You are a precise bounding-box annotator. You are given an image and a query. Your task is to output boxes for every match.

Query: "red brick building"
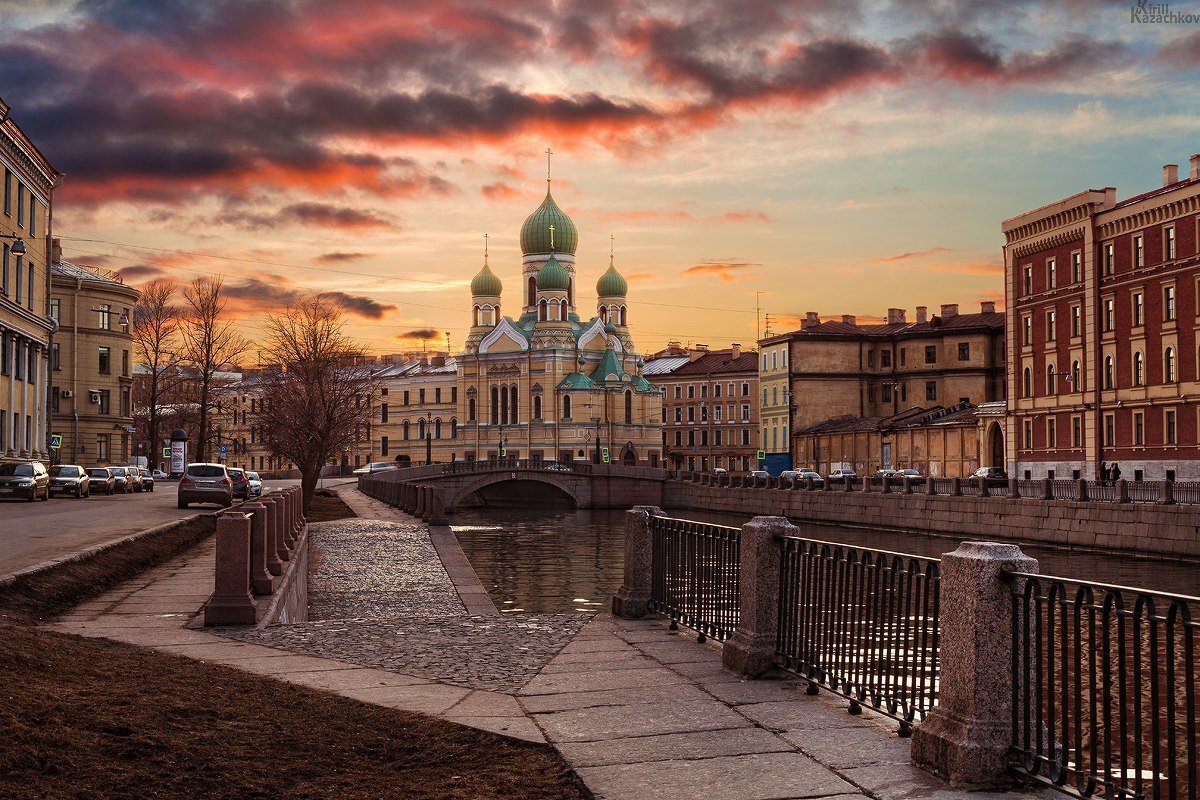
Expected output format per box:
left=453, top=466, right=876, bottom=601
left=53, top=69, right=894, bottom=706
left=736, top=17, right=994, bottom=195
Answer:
left=1002, top=156, right=1200, bottom=480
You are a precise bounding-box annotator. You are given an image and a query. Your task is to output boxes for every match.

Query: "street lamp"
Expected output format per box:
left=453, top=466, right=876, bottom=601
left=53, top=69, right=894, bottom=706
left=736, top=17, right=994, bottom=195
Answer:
left=424, top=411, right=433, bottom=465
left=0, top=233, right=26, bottom=257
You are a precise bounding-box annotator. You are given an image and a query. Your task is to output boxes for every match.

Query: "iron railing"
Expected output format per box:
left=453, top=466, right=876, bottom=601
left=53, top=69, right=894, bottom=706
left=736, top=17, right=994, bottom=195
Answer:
left=776, top=538, right=941, bottom=735
left=1008, top=572, right=1199, bottom=799
left=648, top=516, right=741, bottom=643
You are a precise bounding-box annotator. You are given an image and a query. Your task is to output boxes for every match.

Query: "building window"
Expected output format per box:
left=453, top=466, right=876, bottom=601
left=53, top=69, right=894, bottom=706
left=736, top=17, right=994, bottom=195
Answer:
left=1023, top=316, right=1032, bottom=346
left=1046, top=258, right=1056, bottom=289
left=1166, top=410, right=1177, bottom=445
left=381, top=436, right=389, bottom=456
left=435, top=388, right=442, bottom=404
left=741, top=404, right=750, bottom=421
left=14, top=255, right=21, bottom=299
left=867, top=350, right=875, bottom=368
left=1047, top=418, right=1057, bottom=448
left=1071, top=360, right=1081, bottom=390
left=1045, top=310, right=1056, bottom=341
left=120, top=388, right=130, bottom=417
left=1022, top=264, right=1032, bottom=295
left=924, top=345, right=936, bottom=364
left=674, top=430, right=682, bottom=446
left=533, top=394, right=542, bottom=420
left=562, top=395, right=571, bottom=419
left=1022, top=367, right=1032, bottom=397
left=98, top=304, right=111, bottom=330
left=925, top=381, right=937, bottom=401
left=1104, top=413, right=1115, bottom=446
left=714, top=405, right=721, bottom=421
left=1047, top=364, right=1056, bottom=395
left=1023, top=419, right=1033, bottom=450
left=1104, top=356, right=1114, bottom=390
left=957, top=342, right=969, bottom=361
left=1070, top=306, right=1081, bottom=337
left=96, top=435, right=109, bottom=462
left=450, top=418, right=458, bottom=439
left=1103, top=298, right=1114, bottom=331
left=881, top=349, right=891, bottom=367
left=741, top=382, right=749, bottom=396
left=1072, top=415, right=1082, bottom=448
left=1133, top=411, right=1144, bottom=445
left=1071, top=252, right=1081, bottom=283
left=1134, top=235, right=1144, bottom=268
left=419, top=388, right=426, bottom=405
left=687, top=385, right=695, bottom=399
left=402, top=421, right=410, bottom=440
left=674, top=386, right=681, bottom=399
left=1132, top=292, right=1143, bottom=327
left=687, top=406, right=695, bottom=423
left=1164, top=285, right=1176, bottom=321
left=16, top=183, right=24, bottom=227
left=49, top=298, right=59, bottom=322
left=403, top=390, right=409, bottom=406
left=1166, top=226, right=1176, bottom=260
left=900, top=348, right=906, bottom=366
left=1165, top=347, right=1176, bottom=383
left=468, top=397, right=476, bottom=421
left=714, top=429, right=722, bottom=446
left=741, top=429, right=750, bottom=445
left=97, top=390, right=110, bottom=415
left=380, top=403, right=389, bottom=423
left=98, top=347, right=111, bottom=374
left=122, top=349, right=129, bottom=376
left=1104, top=242, right=1114, bottom=274
left=2, top=169, right=9, bottom=216
left=714, top=383, right=722, bottom=398
left=52, top=343, right=60, bottom=371
left=687, top=430, right=695, bottom=446
left=1133, top=351, right=1144, bottom=386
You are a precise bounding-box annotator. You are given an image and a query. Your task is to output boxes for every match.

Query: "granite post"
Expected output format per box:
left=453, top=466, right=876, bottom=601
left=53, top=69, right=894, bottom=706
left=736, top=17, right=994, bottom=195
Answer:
left=911, top=542, right=1038, bottom=786
left=612, top=506, right=664, bottom=618
left=1008, top=478, right=1020, bottom=499
left=415, top=485, right=427, bottom=518
left=722, top=515, right=796, bottom=677
left=204, top=511, right=258, bottom=625
left=426, top=486, right=448, bottom=525
left=243, top=501, right=274, bottom=595
left=926, top=476, right=936, bottom=495
left=267, top=495, right=290, bottom=564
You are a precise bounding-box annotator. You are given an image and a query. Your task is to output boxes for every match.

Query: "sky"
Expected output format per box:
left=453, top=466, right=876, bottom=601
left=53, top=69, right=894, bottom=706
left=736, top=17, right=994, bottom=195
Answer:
left=2, top=0, right=1200, bottom=357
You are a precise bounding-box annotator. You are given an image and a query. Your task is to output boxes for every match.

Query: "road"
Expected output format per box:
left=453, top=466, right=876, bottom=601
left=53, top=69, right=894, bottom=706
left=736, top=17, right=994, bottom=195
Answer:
left=0, top=477, right=356, bottom=579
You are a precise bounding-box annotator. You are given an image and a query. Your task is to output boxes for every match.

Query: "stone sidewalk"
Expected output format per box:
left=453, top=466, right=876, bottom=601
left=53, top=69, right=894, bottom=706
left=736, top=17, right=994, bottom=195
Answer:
left=47, top=486, right=1050, bottom=800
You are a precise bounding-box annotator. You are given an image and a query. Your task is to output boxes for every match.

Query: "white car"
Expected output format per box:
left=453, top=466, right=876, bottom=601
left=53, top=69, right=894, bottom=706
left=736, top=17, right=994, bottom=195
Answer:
left=246, top=471, right=263, bottom=496
left=353, top=461, right=399, bottom=475
left=829, top=468, right=857, bottom=480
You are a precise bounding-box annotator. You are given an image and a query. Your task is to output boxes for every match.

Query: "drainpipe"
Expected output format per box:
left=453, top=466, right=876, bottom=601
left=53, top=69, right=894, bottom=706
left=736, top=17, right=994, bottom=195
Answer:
left=71, top=275, right=80, bottom=463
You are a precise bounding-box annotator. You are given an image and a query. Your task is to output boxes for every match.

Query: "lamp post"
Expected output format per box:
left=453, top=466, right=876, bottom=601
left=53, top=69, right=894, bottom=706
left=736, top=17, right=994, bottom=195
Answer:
left=424, top=410, right=433, bottom=465
left=0, top=233, right=26, bottom=257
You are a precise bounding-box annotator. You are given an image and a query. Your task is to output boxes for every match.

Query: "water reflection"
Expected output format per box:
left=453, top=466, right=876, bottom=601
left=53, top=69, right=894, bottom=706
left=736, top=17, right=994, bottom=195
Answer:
left=451, top=505, right=1200, bottom=614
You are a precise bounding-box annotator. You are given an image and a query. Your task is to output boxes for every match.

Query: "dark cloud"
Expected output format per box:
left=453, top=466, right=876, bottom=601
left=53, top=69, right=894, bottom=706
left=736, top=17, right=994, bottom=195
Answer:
left=395, top=328, right=443, bottom=341
left=1156, top=31, right=1200, bottom=69
left=876, top=246, right=953, bottom=262
left=679, top=260, right=760, bottom=283
left=223, top=202, right=398, bottom=231
left=222, top=277, right=397, bottom=319
left=315, top=252, right=370, bottom=264
left=901, top=29, right=1130, bottom=83
left=116, top=264, right=168, bottom=280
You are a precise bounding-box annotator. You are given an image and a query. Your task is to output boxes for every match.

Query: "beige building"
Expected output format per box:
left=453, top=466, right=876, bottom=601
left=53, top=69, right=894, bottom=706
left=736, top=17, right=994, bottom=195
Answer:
left=376, top=358, right=460, bottom=464
left=760, top=303, right=1005, bottom=465
left=1, top=96, right=59, bottom=462
left=49, top=252, right=140, bottom=467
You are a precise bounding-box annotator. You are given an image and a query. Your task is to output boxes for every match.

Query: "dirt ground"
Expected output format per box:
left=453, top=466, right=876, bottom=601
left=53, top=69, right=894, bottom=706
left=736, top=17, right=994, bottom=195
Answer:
left=305, top=488, right=356, bottom=522
left=0, top=626, right=592, bottom=800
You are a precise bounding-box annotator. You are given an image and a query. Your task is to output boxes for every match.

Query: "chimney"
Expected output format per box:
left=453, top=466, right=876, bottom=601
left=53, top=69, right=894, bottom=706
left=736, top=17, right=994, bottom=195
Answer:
left=730, top=343, right=741, bottom=359
left=980, top=301, right=996, bottom=314
left=841, top=314, right=856, bottom=325
left=1164, top=164, right=1180, bottom=186
left=1191, top=154, right=1200, bottom=180
left=431, top=356, right=446, bottom=368
left=802, top=312, right=821, bottom=330
left=916, top=306, right=928, bottom=324
left=690, top=344, right=709, bottom=361
left=51, top=237, right=62, bottom=264
left=887, top=308, right=906, bottom=325
left=939, top=303, right=959, bottom=318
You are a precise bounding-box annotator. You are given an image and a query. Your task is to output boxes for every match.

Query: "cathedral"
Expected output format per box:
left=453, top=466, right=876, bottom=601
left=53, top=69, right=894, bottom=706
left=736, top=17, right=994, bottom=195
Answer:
left=457, top=169, right=663, bottom=466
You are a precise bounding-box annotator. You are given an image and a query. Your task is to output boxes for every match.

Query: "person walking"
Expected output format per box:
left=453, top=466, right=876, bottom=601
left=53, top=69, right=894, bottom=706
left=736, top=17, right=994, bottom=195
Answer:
left=1110, top=463, right=1122, bottom=483
left=1100, top=461, right=1110, bottom=485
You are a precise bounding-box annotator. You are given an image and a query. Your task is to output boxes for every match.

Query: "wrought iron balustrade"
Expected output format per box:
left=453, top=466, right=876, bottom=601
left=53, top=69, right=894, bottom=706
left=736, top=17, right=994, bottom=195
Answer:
left=776, top=538, right=941, bottom=734
left=648, top=516, right=741, bottom=643
left=1008, top=573, right=1199, bottom=799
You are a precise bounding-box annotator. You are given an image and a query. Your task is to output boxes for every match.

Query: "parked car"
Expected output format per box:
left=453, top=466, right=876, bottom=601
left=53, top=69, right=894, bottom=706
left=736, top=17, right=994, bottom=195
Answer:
left=87, top=467, right=117, bottom=495
left=797, top=470, right=825, bottom=487
left=226, top=467, right=251, bottom=500
left=750, top=470, right=770, bottom=482
left=138, top=467, right=155, bottom=492
left=49, top=464, right=90, bottom=498
left=875, top=468, right=899, bottom=479
left=828, top=468, right=857, bottom=481
left=152, top=469, right=169, bottom=479
left=107, top=466, right=135, bottom=493
left=972, top=466, right=1008, bottom=481
left=125, top=466, right=145, bottom=492
left=178, top=463, right=233, bottom=508
left=710, top=467, right=728, bottom=475
left=352, top=461, right=399, bottom=475
left=0, top=461, right=50, bottom=501
left=894, top=469, right=924, bottom=481
left=246, top=470, right=263, bottom=497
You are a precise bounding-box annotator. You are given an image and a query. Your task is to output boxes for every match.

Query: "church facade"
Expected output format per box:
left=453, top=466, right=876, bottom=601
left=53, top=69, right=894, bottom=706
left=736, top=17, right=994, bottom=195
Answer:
left=456, top=177, right=663, bottom=466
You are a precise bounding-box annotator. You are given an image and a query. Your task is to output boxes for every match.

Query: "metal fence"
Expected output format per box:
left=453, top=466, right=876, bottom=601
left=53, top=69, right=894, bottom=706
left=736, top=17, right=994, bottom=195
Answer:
left=648, top=516, right=741, bottom=643
left=1008, top=572, right=1199, bottom=799
left=776, top=538, right=941, bottom=735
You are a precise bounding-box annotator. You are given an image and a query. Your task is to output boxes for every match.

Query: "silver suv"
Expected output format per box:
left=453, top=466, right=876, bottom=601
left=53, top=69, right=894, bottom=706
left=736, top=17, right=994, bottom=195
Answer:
left=178, top=463, right=233, bottom=509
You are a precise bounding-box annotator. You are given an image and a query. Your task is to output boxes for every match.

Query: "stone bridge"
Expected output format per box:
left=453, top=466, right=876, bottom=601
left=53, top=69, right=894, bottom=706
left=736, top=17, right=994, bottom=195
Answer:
left=358, top=459, right=666, bottom=515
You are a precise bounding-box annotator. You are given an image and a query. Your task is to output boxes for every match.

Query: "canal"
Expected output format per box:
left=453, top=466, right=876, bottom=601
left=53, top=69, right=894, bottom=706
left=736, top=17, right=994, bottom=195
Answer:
left=451, top=505, right=1200, bottom=614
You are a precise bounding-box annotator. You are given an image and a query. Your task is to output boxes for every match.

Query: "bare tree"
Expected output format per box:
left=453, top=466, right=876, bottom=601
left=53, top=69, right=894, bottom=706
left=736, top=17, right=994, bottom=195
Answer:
left=255, top=294, right=377, bottom=511
left=131, top=279, right=185, bottom=471
left=180, top=276, right=248, bottom=462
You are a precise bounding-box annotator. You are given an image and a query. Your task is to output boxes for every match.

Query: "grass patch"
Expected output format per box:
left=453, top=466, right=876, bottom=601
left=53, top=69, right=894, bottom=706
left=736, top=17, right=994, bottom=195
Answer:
left=0, top=626, right=591, bottom=800
left=306, top=489, right=356, bottom=522
left=0, top=515, right=216, bottom=625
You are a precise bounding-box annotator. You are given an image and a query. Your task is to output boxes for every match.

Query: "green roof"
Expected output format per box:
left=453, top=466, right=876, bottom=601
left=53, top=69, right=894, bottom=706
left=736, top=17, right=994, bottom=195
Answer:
left=520, top=189, right=578, bottom=255
left=596, top=262, right=628, bottom=297
left=559, top=372, right=596, bottom=390
left=470, top=262, right=502, bottom=297
left=536, top=255, right=571, bottom=291
left=591, top=347, right=628, bottom=385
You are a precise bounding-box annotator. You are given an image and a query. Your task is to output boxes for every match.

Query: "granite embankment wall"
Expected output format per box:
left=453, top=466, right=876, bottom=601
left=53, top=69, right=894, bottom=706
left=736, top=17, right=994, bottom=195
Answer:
left=662, top=481, right=1200, bottom=560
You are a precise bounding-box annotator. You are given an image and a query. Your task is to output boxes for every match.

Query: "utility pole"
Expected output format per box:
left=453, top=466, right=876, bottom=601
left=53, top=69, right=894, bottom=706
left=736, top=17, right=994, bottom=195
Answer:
left=755, top=291, right=764, bottom=342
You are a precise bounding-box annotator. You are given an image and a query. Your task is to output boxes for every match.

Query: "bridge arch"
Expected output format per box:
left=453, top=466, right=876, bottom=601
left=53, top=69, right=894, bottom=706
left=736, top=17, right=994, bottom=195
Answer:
left=446, top=471, right=583, bottom=511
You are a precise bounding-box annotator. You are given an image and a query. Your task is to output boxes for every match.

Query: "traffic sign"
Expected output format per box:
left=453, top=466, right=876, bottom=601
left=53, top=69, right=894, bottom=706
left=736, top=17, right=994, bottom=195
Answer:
left=756, top=450, right=766, bottom=461
left=163, top=447, right=171, bottom=458
left=601, top=446, right=610, bottom=463
left=219, top=445, right=228, bottom=457
left=500, top=447, right=507, bottom=457
left=50, top=434, right=62, bottom=449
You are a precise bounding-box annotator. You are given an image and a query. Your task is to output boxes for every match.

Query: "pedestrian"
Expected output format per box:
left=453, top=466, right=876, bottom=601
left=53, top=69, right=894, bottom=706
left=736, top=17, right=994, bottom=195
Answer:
left=1111, top=463, right=1122, bottom=483
left=1100, top=461, right=1109, bottom=486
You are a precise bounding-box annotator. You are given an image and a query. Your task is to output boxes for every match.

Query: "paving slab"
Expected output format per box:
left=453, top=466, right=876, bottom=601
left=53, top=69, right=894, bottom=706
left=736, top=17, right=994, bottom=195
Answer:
left=270, top=667, right=432, bottom=691
left=519, top=666, right=686, bottom=696
left=556, top=727, right=794, bottom=768
left=575, top=752, right=860, bottom=800
left=736, top=699, right=879, bottom=731
left=780, top=726, right=913, bottom=769
left=532, top=699, right=749, bottom=743
left=633, top=639, right=725, bottom=664
left=520, top=683, right=712, bottom=713
left=700, top=677, right=813, bottom=705
left=446, top=690, right=526, bottom=717
left=337, top=682, right=473, bottom=715
left=839, top=764, right=1055, bottom=800
left=446, top=714, right=546, bottom=743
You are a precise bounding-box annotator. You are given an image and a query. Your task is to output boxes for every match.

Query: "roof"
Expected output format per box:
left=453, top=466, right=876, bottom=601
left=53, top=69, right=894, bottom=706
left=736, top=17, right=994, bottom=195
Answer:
left=799, top=403, right=979, bottom=435
left=559, top=372, right=597, bottom=390
left=667, top=349, right=758, bottom=377
left=520, top=188, right=578, bottom=255
left=772, top=311, right=1003, bottom=342
left=52, top=260, right=131, bottom=289
left=642, top=355, right=691, bottom=376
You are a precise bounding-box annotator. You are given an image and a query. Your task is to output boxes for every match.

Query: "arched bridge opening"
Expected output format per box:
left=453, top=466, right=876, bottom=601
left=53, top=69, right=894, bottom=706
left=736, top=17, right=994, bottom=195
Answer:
left=450, top=474, right=580, bottom=511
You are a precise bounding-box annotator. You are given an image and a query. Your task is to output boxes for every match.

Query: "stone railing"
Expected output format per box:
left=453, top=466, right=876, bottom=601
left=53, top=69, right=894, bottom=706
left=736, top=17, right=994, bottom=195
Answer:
left=204, top=487, right=308, bottom=626
left=358, top=475, right=448, bottom=525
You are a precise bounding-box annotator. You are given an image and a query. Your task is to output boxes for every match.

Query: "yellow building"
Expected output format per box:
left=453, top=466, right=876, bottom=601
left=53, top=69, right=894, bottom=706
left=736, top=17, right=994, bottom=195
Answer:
left=758, top=339, right=791, bottom=470
left=49, top=252, right=140, bottom=467
left=457, top=176, right=662, bottom=465
left=376, top=357, right=460, bottom=464
left=1, top=96, right=59, bottom=462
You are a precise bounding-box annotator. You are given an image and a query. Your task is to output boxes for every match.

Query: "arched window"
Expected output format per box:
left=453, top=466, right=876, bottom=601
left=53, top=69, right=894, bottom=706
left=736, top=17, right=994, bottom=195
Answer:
left=450, top=418, right=458, bottom=439
left=490, top=386, right=499, bottom=425
left=624, top=389, right=633, bottom=424
left=619, top=305, right=627, bottom=325
left=568, top=277, right=574, bottom=307
left=468, top=397, right=476, bottom=421
left=500, top=385, right=509, bottom=424
left=1104, top=356, right=1114, bottom=389
left=402, top=420, right=410, bottom=440
left=510, top=386, right=518, bottom=423
left=538, top=299, right=547, bottom=321
left=1133, top=351, right=1144, bottom=386
left=533, top=395, right=542, bottom=419
left=473, top=305, right=481, bottom=325
left=1165, top=347, right=1176, bottom=383
left=527, top=275, right=536, bottom=307
left=599, top=306, right=607, bottom=322
left=1047, top=364, right=1056, bottom=395
left=434, top=418, right=442, bottom=439
left=417, top=418, right=426, bottom=440
left=1022, top=367, right=1032, bottom=397
left=1072, top=360, right=1081, bottom=390
left=563, top=395, right=572, bottom=419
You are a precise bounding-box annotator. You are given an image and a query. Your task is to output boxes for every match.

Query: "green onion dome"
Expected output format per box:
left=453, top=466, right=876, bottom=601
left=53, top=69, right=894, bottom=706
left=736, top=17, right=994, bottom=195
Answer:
left=596, top=262, right=628, bottom=298
left=470, top=261, right=503, bottom=297
left=604, top=320, right=618, bottom=335
left=520, top=190, right=578, bottom=255
left=536, top=255, right=571, bottom=291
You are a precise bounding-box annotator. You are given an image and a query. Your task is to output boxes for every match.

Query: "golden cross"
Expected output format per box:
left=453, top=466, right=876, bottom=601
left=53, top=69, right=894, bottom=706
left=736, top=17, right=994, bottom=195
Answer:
left=548, top=224, right=555, bottom=250
left=483, top=232, right=489, bottom=264
left=610, top=233, right=615, bottom=266
left=546, top=147, right=553, bottom=183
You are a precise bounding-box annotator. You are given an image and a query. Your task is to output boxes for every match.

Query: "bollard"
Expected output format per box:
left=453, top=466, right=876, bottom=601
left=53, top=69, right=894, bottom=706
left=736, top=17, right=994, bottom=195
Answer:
left=861, top=476, right=870, bottom=493
left=722, top=516, right=796, bottom=676
left=977, top=477, right=988, bottom=498
left=1076, top=478, right=1089, bottom=502
left=1041, top=477, right=1053, bottom=500
left=204, top=512, right=258, bottom=626
left=926, top=476, right=936, bottom=495
left=261, top=497, right=284, bottom=577
left=822, top=476, right=832, bottom=492
left=1117, top=478, right=1130, bottom=503
left=950, top=477, right=961, bottom=496
left=243, top=501, right=274, bottom=595
left=415, top=485, right=427, bottom=518
left=1159, top=480, right=1175, bottom=505
left=292, top=487, right=305, bottom=538
left=842, top=476, right=851, bottom=492
left=279, top=490, right=294, bottom=546
left=612, top=506, right=664, bottom=618
left=426, top=487, right=448, bottom=525
left=882, top=475, right=892, bottom=494
left=903, top=476, right=914, bottom=495
left=911, top=542, right=1038, bottom=786
left=1007, top=478, right=1020, bottom=499
left=268, top=495, right=290, bottom=564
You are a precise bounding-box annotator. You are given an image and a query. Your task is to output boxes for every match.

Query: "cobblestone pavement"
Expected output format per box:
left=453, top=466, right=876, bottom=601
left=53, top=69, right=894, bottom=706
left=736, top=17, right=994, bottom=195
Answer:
left=217, top=514, right=589, bottom=692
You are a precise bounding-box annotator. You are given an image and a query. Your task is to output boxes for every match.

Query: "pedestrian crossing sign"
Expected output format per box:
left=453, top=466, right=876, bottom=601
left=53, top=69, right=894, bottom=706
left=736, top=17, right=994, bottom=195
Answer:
left=756, top=450, right=766, bottom=461
left=162, top=447, right=171, bottom=458
left=50, top=434, right=62, bottom=449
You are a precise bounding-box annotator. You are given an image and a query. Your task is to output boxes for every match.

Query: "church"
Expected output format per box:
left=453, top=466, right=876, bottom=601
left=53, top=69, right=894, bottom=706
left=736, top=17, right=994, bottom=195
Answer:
left=456, top=167, right=663, bottom=466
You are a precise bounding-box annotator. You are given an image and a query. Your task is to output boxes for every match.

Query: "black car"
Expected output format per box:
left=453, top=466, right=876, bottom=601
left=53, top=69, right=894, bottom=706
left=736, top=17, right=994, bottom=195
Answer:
left=49, top=464, right=91, bottom=498
left=87, top=467, right=117, bottom=495
left=0, top=461, right=50, bottom=501
left=107, top=466, right=135, bottom=493
left=227, top=467, right=251, bottom=500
